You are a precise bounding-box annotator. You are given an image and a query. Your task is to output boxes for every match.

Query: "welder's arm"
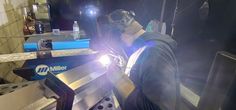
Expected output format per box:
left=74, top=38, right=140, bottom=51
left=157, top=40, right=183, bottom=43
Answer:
left=106, top=65, right=135, bottom=102
left=125, top=47, right=177, bottom=110
left=108, top=46, right=177, bottom=110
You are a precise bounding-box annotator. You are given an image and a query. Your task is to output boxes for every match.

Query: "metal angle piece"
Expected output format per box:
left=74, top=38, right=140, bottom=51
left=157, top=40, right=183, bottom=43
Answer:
left=0, top=61, right=114, bottom=110
left=44, top=72, right=75, bottom=110
left=0, top=49, right=97, bottom=63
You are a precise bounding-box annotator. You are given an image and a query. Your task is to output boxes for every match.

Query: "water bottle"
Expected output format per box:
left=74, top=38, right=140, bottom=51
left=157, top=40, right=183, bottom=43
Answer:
left=73, top=21, right=80, bottom=40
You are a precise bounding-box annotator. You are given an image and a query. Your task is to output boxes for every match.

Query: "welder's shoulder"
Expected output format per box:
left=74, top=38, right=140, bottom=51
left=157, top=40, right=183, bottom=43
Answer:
left=144, top=32, right=177, bottom=50
left=140, top=42, right=177, bottom=70
left=144, top=42, right=173, bottom=59
left=140, top=44, right=177, bottom=110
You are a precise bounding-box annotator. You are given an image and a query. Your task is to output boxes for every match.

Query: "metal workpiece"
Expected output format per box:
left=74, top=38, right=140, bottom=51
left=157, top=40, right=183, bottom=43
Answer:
left=0, top=60, right=116, bottom=110
left=44, top=72, right=75, bottom=110
left=0, top=81, right=56, bottom=110
left=0, top=48, right=97, bottom=63
left=92, top=94, right=121, bottom=110
left=45, top=61, right=113, bottom=110
left=0, top=81, right=34, bottom=96
left=71, top=72, right=112, bottom=110
left=56, top=61, right=106, bottom=85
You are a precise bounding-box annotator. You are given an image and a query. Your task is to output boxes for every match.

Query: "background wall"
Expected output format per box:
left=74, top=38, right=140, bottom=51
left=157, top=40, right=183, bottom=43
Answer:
left=0, top=0, right=34, bottom=84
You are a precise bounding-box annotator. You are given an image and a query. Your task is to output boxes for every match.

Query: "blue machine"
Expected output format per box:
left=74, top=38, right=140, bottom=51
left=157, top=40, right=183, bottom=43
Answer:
left=20, top=32, right=96, bottom=80
left=24, top=34, right=90, bottom=52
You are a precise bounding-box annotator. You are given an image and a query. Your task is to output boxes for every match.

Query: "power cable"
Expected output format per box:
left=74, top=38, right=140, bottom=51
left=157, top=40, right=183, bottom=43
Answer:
left=171, top=0, right=179, bottom=37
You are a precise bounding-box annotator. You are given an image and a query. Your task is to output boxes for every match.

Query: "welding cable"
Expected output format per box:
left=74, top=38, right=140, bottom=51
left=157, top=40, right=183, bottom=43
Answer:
left=165, top=0, right=200, bottom=37
left=165, top=0, right=199, bottom=21
left=171, top=0, right=179, bottom=37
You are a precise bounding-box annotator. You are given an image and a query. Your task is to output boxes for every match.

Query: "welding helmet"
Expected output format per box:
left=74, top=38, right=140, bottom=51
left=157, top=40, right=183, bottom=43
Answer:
left=107, top=9, right=135, bottom=32
left=97, top=9, right=143, bottom=42
left=107, top=9, right=143, bottom=35
left=96, top=9, right=143, bottom=58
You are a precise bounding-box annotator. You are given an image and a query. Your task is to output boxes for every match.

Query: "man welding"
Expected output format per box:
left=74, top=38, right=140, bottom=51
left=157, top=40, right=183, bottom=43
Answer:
left=97, top=9, right=178, bottom=110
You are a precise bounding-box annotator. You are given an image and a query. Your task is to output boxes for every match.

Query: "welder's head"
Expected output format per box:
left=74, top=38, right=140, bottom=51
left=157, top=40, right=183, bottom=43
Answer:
left=97, top=9, right=143, bottom=47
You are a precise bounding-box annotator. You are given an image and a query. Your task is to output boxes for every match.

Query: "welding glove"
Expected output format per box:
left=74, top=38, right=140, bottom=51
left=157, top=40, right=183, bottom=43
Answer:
left=106, top=56, right=135, bottom=100
left=106, top=56, right=126, bottom=84
left=107, top=63, right=125, bottom=84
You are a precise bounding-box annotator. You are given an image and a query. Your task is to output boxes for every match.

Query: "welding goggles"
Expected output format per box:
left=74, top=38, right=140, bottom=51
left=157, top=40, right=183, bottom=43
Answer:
left=97, top=9, right=135, bottom=34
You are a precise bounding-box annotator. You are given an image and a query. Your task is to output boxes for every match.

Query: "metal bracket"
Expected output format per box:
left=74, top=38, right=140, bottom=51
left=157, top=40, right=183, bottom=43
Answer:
left=37, top=39, right=53, bottom=59
left=44, top=72, right=75, bottom=110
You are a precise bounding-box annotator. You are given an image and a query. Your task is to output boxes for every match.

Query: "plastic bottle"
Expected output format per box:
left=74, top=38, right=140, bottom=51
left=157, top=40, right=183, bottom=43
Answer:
left=73, top=21, right=80, bottom=40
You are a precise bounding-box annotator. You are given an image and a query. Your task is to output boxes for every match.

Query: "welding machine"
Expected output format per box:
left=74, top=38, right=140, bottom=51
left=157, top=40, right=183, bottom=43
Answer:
left=15, top=31, right=97, bottom=80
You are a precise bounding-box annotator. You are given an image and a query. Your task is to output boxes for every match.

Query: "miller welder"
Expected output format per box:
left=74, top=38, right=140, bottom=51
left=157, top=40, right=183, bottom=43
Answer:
left=14, top=31, right=95, bottom=80
left=0, top=31, right=122, bottom=110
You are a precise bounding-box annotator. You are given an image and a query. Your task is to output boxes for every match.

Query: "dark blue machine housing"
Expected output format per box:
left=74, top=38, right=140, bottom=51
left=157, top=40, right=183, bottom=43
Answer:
left=22, top=55, right=97, bottom=80
left=19, top=33, right=96, bottom=80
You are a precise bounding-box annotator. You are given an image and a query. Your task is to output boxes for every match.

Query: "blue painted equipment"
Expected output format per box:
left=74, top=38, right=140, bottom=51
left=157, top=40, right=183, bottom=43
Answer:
left=18, top=32, right=96, bottom=80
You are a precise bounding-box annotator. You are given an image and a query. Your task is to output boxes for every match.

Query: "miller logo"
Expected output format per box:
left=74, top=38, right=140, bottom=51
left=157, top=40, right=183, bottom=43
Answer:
left=35, top=64, right=67, bottom=76
left=35, top=65, right=49, bottom=76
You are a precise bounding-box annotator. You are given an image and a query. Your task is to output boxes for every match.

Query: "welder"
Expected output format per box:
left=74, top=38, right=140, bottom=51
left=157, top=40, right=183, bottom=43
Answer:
left=97, top=9, right=178, bottom=110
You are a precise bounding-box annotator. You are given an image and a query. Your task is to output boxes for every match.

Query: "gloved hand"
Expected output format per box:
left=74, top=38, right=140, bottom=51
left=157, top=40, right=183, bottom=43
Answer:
left=106, top=55, right=126, bottom=84
left=105, top=55, right=135, bottom=100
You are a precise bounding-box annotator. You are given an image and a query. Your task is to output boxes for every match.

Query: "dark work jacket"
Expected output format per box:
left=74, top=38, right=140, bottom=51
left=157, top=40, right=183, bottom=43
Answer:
left=123, top=32, right=178, bottom=110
